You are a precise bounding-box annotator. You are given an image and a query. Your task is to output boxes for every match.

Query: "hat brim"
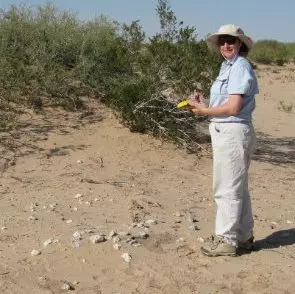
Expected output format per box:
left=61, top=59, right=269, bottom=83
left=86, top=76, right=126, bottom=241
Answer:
left=207, top=33, right=253, bottom=53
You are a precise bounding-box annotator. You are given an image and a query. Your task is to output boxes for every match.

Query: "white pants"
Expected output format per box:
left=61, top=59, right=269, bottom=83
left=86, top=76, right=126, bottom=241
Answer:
left=209, top=122, right=256, bottom=246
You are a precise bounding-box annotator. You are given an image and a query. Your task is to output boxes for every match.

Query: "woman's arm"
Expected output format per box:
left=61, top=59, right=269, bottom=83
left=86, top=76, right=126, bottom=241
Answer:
left=191, top=94, right=243, bottom=117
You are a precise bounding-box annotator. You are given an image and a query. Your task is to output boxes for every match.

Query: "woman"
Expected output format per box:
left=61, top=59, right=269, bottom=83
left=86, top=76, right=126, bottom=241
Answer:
left=189, top=24, right=259, bottom=257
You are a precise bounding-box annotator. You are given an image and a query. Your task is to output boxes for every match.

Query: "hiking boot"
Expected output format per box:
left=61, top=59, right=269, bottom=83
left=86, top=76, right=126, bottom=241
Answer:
left=238, top=236, right=254, bottom=251
left=201, top=235, right=236, bottom=257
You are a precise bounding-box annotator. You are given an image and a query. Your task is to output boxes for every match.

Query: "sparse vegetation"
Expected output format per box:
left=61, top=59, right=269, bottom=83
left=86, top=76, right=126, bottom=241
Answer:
left=0, top=0, right=293, bottom=151
left=278, top=101, right=293, bottom=113
left=250, top=40, right=288, bottom=66
left=0, top=1, right=220, bottom=151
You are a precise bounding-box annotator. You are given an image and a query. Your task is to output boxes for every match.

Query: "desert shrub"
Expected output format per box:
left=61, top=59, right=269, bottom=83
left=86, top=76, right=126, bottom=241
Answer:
left=0, top=0, right=221, bottom=151
left=285, top=43, right=295, bottom=62
left=250, top=40, right=288, bottom=65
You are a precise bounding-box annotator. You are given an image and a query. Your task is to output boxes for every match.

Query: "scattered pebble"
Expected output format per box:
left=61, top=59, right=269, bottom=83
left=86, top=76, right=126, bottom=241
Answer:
left=108, top=230, right=117, bottom=239
left=188, top=225, right=200, bottom=231
left=135, top=231, right=149, bottom=240
left=74, top=193, right=83, bottom=199
left=28, top=215, right=38, bottom=221
left=112, top=236, right=121, bottom=243
left=31, top=249, right=41, bottom=256
left=113, top=243, right=121, bottom=250
left=145, top=219, right=158, bottom=225
left=121, top=253, right=132, bottom=263
left=61, top=282, right=73, bottom=291
left=73, top=231, right=82, bottom=240
left=43, top=238, right=53, bottom=247
left=89, top=234, right=106, bottom=244
left=118, top=231, right=130, bottom=237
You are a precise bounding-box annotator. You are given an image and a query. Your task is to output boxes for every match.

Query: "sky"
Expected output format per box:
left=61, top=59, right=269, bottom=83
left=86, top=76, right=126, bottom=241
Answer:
left=0, top=0, right=294, bottom=42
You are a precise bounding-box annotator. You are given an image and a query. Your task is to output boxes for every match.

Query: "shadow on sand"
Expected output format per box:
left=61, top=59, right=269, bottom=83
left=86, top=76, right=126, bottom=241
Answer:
left=253, top=131, right=295, bottom=165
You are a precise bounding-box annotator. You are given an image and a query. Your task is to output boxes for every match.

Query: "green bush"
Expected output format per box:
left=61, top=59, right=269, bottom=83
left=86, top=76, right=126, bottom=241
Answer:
left=250, top=40, right=288, bottom=65
left=0, top=0, right=221, bottom=151
left=285, top=43, right=295, bottom=62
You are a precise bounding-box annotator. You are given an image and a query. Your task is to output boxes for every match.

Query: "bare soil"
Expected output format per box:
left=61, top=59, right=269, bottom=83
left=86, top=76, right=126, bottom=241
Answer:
left=0, top=64, right=294, bottom=293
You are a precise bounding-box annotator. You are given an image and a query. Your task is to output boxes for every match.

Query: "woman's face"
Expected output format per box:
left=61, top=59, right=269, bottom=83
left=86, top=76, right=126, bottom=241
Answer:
left=218, top=35, right=241, bottom=59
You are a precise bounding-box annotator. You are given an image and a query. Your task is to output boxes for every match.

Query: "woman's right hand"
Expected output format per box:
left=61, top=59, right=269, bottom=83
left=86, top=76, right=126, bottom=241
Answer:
left=188, top=92, right=208, bottom=108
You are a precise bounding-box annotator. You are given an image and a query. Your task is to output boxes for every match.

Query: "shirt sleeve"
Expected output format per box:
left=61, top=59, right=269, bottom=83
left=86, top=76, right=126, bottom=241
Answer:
left=227, top=63, right=253, bottom=95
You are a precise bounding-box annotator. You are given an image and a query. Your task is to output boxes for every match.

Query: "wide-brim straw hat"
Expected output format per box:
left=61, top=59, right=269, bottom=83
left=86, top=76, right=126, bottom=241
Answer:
left=207, top=24, right=253, bottom=53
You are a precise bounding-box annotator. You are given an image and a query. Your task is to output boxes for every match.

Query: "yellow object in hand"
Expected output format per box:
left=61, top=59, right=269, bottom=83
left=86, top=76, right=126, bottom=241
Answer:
left=177, top=99, right=190, bottom=108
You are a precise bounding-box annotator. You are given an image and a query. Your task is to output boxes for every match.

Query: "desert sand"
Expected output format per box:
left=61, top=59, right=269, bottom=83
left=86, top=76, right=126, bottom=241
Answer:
left=0, top=64, right=294, bottom=293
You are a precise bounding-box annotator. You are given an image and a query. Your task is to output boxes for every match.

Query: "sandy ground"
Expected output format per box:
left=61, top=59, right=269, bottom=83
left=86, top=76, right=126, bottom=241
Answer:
left=0, top=64, right=294, bottom=293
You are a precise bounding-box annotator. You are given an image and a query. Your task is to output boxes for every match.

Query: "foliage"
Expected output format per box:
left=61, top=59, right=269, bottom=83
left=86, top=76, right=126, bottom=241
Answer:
left=250, top=40, right=288, bottom=65
left=285, top=43, right=295, bottom=62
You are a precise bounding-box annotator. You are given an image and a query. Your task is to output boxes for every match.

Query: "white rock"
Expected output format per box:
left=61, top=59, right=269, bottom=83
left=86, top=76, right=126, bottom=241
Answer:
left=65, top=219, right=73, bottom=224
left=31, top=249, right=41, bottom=256
left=72, top=241, right=81, bottom=248
left=133, top=243, right=142, bottom=247
left=197, top=237, right=204, bottom=243
left=145, top=219, right=158, bottom=225
left=73, top=207, right=78, bottom=212
left=77, top=160, right=83, bottom=164
left=121, top=253, right=132, bottom=263
left=175, top=212, right=182, bottom=217
left=43, top=238, right=53, bottom=246
left=176, top=237, right=185, bottom=243
left=135, top=231, right=149, bottom=239
left=73, top=231, right=82, bottom=240
left=112, top=236, right=121, bottom=243
left=38, top=276, right=46, bottom=282
left=286, top=220, right=293, bottom=224
left=118, top=231, right=130, bottom=237
left=74, top=193, right=83, bottom=199
left=28, top=215, right=38, bottom=221
left=94, top=198, right=99, bottom=202
left=1, top=226, right=7, bottom=231
left=61, top=282, right=72, bottom=290
left=49, top=203, right=57, bottom=209
left=108, top=230, right=117, bottom=239
left=113, top=243, right=121, bottom=250
left=188, top=225, right=199, bottom=231
left=89, top=234, right=106, bottom=244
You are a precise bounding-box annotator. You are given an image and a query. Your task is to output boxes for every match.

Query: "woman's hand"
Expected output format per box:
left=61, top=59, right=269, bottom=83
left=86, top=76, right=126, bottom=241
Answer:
left=190, top=103, right=208, bottom=116
left=188, top=92, right=208, bottom=108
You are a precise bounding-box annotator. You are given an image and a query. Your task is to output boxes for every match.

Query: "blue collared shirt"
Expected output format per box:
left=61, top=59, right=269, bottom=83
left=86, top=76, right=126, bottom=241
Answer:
left=209, top=55, right=259, bottom=122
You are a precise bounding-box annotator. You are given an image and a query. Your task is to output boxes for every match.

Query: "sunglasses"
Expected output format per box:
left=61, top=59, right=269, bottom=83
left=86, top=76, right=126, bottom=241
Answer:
left=218, top=35, right=238, bottom=45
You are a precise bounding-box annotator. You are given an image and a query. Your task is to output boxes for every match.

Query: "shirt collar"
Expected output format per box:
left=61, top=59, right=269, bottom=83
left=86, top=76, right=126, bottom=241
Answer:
left=223, top=53, right=239, bottom=66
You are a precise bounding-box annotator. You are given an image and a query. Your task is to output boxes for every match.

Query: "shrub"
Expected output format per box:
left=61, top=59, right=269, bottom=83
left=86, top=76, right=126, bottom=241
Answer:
left=250, top=40, right=288, bottom=65
left=0, top=0, right=220, bottom=152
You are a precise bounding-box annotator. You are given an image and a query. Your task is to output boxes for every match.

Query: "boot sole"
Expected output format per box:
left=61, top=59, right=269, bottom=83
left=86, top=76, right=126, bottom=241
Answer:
left=201, top=247, right=237, bottom=257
